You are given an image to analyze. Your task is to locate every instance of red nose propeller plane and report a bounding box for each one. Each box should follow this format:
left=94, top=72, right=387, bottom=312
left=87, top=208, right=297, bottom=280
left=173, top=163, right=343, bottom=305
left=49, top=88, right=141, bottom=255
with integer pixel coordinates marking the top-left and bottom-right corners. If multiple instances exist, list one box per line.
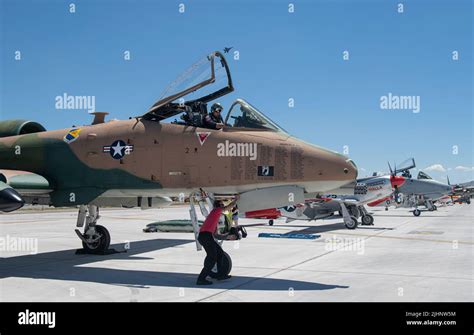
left=245, top=173, right=403, bottom=229
left=368, top=159, right=453, bottom=216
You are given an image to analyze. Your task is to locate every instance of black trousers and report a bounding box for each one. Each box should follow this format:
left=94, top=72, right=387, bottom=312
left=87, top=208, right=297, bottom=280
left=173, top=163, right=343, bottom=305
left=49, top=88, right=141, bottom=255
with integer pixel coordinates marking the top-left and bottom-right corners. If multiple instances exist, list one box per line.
left=197, top=232, right=224, bottom=280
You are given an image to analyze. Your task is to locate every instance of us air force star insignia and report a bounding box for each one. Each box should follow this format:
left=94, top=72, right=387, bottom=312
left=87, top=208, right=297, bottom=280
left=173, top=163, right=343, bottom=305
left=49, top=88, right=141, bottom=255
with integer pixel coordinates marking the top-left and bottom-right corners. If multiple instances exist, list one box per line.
left=103, top=140, right=134, bottom=159
left=196, top=132, right=211, bottom=146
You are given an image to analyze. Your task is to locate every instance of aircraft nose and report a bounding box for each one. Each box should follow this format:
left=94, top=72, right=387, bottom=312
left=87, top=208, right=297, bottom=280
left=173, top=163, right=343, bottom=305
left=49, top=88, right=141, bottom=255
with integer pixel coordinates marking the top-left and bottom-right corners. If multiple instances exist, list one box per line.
left=390, top=175, right=406, bottom=188
left=302, top=143, right=358, bottom=191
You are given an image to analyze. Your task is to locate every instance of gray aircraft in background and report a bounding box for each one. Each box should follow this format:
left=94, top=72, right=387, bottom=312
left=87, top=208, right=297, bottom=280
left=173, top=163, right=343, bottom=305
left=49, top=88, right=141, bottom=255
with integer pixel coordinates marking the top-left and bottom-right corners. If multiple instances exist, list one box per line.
left=387, top=158, right=453, bottom=216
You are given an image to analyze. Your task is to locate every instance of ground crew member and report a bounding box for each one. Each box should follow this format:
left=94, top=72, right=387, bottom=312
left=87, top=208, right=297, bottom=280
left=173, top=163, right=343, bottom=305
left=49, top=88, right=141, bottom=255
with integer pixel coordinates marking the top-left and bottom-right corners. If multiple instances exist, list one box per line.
left=196, top=195, right=239, bottom=285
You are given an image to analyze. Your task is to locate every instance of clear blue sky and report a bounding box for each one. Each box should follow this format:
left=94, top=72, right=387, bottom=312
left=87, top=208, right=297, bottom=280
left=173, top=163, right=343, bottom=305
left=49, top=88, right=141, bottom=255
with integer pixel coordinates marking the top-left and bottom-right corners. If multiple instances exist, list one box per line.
left=1, top=0, right=472, bottom=183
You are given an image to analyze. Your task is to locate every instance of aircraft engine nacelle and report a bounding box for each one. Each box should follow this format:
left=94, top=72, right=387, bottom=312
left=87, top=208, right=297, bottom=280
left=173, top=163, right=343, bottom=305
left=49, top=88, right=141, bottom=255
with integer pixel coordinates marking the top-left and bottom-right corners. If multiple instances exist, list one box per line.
left=0, top=181, right=25, bottom=212
left=0, top=119, right=46, bottom=138
left=237, top=185, right=305, bottom=214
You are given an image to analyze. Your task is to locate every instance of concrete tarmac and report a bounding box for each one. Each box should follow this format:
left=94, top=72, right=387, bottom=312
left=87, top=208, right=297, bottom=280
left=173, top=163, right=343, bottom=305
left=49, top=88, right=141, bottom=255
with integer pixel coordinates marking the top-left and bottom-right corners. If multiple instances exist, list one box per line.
left=0, top=204, right=472, bottom=302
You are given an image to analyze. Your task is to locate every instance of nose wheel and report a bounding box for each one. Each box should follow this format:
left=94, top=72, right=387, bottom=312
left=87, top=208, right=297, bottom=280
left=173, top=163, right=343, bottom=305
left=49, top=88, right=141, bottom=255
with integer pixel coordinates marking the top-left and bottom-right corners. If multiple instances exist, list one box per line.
left=74, top=205, right=112, bottom=254
left=81, top=225, right=111, bottom=253
left=413, top=209, right=421, bottom=216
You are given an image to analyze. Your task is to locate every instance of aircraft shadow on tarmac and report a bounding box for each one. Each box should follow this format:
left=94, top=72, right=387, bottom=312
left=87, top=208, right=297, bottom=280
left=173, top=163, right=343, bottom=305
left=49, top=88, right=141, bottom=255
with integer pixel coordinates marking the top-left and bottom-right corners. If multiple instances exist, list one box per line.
left=252, top=222, right=394, bottom=234
left=381, top=214, right=457, bottom=218
left=0, top=238, right=348, bottom=292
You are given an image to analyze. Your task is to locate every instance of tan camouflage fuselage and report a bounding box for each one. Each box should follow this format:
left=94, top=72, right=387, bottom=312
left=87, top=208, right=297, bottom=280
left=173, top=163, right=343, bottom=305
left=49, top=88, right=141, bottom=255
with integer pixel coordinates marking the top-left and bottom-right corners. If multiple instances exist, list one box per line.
left=0, top=118, right=357, bottom=206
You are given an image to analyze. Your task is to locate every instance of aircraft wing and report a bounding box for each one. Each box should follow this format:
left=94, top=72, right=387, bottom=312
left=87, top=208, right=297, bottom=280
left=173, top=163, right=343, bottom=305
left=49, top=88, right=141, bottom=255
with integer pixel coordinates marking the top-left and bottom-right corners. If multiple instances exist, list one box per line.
left=340, top=198, right=359, bottom=205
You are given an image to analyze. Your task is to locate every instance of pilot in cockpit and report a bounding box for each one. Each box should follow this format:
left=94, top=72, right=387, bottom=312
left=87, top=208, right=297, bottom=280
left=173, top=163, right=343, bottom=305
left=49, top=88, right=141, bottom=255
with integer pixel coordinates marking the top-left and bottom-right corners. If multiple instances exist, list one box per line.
left=402, top=170, right=412, bottom=178
left=203, top=103, right=225, bottom=130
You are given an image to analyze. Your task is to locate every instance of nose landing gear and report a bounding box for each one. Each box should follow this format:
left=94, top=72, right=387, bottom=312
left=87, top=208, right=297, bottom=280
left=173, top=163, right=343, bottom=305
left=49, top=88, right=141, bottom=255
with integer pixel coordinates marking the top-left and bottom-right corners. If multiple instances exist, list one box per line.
left=74, top=205, right=111, bottom=254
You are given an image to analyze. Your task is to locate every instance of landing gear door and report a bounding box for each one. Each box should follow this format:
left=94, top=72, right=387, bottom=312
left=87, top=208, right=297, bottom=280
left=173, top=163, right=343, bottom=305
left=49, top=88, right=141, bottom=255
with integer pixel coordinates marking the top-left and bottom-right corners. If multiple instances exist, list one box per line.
left=237, top=185, right=305, bottom=214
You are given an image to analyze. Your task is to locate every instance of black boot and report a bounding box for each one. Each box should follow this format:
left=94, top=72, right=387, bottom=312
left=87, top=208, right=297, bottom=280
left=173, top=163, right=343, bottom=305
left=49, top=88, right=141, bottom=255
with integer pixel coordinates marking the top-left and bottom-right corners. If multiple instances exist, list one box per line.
left=196, top=278, right=213, bottom=285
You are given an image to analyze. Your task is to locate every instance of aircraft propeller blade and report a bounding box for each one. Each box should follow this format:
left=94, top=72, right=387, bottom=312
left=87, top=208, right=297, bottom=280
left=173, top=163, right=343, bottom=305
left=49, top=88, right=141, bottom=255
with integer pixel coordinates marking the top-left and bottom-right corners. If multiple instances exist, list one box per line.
left=388, top=162, right=394, bottom=176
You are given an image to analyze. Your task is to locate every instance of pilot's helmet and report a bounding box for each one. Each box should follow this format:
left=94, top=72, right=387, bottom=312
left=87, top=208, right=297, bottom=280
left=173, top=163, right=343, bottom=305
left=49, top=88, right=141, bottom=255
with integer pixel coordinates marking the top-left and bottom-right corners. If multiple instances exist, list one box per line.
left=211, top=103, right=223, bottom=113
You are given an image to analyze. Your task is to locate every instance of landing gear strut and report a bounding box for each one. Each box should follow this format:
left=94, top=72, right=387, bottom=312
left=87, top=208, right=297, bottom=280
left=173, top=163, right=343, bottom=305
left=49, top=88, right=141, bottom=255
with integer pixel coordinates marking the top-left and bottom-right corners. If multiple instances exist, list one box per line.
left=426, top=200, right=435, bottom=211
left=338, top=201, right=358, bottom=230
left=74, top=205, right=111, bottom=254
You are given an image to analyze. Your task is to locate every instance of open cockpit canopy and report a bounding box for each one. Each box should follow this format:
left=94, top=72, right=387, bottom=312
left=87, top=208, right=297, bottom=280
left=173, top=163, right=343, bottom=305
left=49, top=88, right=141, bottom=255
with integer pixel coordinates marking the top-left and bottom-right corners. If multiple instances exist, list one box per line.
left=142, top=51, right=233, bottom=121
left=140, top=51, right=288, bottom=134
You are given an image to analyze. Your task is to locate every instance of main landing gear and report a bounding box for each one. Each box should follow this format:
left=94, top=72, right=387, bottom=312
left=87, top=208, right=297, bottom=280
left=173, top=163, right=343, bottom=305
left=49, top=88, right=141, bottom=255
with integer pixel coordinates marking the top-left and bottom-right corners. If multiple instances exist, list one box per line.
left=340, top=204, right=374, bottom=229
left=74, top=205, right=111, bottom=254
left=358, top=205, right=374, bottom=226
left=361, top=214, right=375, bottom=225
left=338, top=202, right=358, bottom=230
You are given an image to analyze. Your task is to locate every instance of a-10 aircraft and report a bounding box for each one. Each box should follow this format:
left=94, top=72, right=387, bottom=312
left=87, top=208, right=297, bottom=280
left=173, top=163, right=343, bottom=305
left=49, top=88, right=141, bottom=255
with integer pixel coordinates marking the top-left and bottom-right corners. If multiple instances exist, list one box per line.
left=245, top=173, right=405, bottom=229
left=367, top=158, right=452, bottom=216
left=0, top=51, right=357, bottom=272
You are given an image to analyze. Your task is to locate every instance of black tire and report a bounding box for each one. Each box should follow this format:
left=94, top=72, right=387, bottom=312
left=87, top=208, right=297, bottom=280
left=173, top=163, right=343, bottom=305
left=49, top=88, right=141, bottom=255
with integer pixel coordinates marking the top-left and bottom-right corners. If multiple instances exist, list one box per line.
left=385, top=207, right=388, bottom=211
left=268, top=219, right=274, bottom=226
left=345, top=216, right=358, bottom=230
left=82, top=225, right=111, bottom=254
left=433, top=205, right=437, bottom=210
left=362, top=214, right=374, bottom=225
left=413, top=209, right=421, bottom=217
left=210, top=251, right=232, bottom=278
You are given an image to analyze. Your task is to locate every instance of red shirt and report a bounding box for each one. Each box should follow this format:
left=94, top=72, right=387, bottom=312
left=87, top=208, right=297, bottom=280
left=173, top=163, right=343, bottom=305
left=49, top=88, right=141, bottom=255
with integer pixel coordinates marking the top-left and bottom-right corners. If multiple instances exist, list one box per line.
left=200, top=207, right=223, bottom=233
